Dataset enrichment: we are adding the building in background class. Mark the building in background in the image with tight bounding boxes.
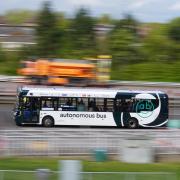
[0,15,115,51]
[0,16,36,51]
[94,24,114,38]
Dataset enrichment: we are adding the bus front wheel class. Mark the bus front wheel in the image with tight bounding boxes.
[42,116,54,127]
[128,118,139,129]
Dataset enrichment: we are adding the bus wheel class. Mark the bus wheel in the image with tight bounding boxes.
[128,118,139,129]
[42,116,54,127]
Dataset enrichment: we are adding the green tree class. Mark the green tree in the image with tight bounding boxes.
[142,23,180,62]
[142,24,172,62]
[70,8,97,57]
[113,14,139,35]
[109,14,141,68]
[36,1,62,57]
[96,14,113,54]
[56,12,70,29]
[110,28,143,68]
[55,13,74,58]
[167,18,180,61]
[0,45,5,62]
[19,45,38,59]
[97,14,113,24]
[168,17,180,42]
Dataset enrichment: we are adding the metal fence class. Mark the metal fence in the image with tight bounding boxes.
[0,129,179,157]
[0,170,177,180]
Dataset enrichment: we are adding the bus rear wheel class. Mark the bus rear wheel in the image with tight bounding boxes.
[42,116,54,127]
[128,118,139,129]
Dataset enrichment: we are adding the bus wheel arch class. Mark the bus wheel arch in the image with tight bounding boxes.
[127,117,139,129]
[42,116,54,127]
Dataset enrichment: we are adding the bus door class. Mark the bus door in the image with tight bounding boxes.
[22,97,40,123]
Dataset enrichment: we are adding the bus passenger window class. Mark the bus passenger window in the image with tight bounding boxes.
[96,98,105,112]
[41,99,54,110]
[77,99,86,111]
[106,99,114,112]
[116,99,134,112]
[88,99,95,111]
[58,98,76,111]
[66,98,72,106]
[43,101,48,107]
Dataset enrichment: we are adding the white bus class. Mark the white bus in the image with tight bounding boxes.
[13,86,168,128]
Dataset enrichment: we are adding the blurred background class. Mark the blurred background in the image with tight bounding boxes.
[1,0,180,82]
[0,0,180,180]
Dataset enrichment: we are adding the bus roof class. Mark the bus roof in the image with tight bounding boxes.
[19,86,166,99]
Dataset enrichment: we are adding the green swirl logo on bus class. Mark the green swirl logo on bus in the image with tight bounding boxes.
[136,100,154,118]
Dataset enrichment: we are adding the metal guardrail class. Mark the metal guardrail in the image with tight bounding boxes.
[0,93,16,104]
[2,75,180,88]
[0,75,180,87]
[109,80,180,88]
[0,129,179,156]
[0,75,26,83]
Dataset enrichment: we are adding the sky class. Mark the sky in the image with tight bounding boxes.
[1,0,180,22]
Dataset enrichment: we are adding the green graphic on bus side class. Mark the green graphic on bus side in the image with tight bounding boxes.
[136,100,154,118]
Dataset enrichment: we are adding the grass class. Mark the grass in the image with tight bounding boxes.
[0,157,58,171]
[111,62,180,82]
[0,157,180,180]
[0,157,180,172]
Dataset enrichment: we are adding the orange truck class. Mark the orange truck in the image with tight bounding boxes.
[17,58,96,85]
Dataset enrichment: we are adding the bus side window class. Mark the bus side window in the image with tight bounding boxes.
[77,98,89,111]
[95,98,105,112]
[66,98,72,106]
[106,99,114,112]
[58,98,77,111]
[41,98,54,110]
[58,98,64,108]
[43,101,48,107]
[88,98,95,111]
[116,99,134,112]
[122,99,133,112]
[77,98,86,111]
